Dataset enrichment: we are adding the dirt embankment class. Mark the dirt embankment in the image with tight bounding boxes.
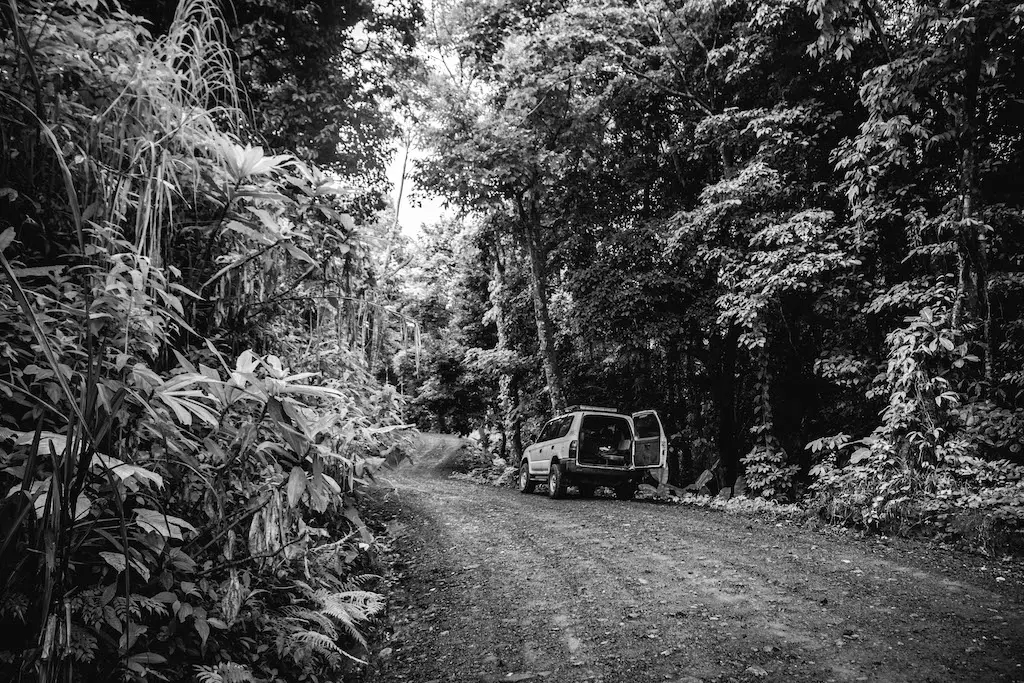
[362,434,1024,683]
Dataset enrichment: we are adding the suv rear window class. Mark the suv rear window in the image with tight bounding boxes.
[634,413,660,439]
[580,415,631,444]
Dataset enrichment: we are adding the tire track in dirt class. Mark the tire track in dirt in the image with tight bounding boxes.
[363,433,1024,683]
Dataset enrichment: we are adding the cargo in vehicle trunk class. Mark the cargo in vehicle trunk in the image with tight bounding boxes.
[577,414,632,467]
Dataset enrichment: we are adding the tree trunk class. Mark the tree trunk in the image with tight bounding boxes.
[491,256,524,463]
[951,21,993,384]
[480,414,490,452]
[521,222,566,414]
[502,375,524,463]
[712,327,741,486]
[668,348,693,487]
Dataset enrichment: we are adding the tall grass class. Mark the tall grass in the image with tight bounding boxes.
[89,0,241,264]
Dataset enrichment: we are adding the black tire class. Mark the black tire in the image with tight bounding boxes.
[518,461,536,494]
[547,463,566,499]
[578,484,596,498]
[614,483,637,500]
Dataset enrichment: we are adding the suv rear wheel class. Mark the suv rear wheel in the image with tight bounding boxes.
[518,461,535,494]
[547,463,566,499]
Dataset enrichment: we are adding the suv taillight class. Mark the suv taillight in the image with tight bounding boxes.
[569,439,578,460]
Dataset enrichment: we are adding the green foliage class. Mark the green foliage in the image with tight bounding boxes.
[195,662,254,683]
[741,360,799,500]
[0,1,415,681]
[390,219,506,434]
[123,0,424,204]
[809,308,1024,550]
[277,585,386,665]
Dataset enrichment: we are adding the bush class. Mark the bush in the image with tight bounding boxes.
[807,309,1024,553]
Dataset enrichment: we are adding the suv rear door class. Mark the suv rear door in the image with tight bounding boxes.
[631,410,666,468]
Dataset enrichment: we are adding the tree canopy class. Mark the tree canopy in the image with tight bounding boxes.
[398,0,1024,539]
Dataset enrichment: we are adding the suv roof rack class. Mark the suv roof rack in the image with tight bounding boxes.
[566,404,619,413]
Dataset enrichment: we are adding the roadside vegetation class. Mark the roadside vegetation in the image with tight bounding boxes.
[1,0,420,681]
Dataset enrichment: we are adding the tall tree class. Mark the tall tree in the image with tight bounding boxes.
[417,0,598,415]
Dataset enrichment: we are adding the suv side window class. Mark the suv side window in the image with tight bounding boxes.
[537,420,560,443]
[555,415,574,438]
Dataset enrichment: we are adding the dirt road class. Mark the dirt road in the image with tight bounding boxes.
[364,433,1024,683]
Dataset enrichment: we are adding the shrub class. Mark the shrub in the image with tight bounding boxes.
[807,308,1024,552]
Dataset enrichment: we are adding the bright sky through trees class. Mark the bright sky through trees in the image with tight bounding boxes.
[388,144,449,236]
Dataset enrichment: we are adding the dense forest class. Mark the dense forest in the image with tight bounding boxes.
[398,0,1024,539]
[1,0,1023,681]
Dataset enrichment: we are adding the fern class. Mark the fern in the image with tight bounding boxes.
[347,573,383,588]
[193,662,253,683]
[312,589,384,648]
[277,587,384,666]
[290,630,366,664]
[282,606,338,640]
[68,626,98,663]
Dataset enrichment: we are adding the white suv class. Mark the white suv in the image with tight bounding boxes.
[519,405,667,500]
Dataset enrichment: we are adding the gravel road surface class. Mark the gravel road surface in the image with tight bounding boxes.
[363,434,1024,683]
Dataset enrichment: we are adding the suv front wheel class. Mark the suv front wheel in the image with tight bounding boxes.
[519,461,536,494]
[547,463,566,499]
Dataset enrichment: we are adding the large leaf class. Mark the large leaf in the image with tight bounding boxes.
[134,508,197,541]
[14,430,67,456]
[91,453,164,489]
[286,466,307,508]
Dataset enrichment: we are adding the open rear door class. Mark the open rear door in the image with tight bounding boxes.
[631,410,666,468]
